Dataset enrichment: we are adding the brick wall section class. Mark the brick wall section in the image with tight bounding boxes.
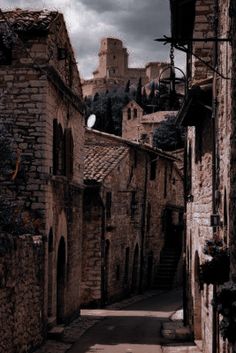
[192,0,214,82]
[0,234,44,353]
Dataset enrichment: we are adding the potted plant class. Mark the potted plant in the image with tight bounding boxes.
[213,281,236,346]
[200,239,229,285]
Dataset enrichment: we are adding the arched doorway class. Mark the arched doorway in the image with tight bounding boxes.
[131,244,139,292]
[57,237,66,323]
[48,228,54,317]
[104,239,110,303]
[147,251,153,289]
[194,251,202,340]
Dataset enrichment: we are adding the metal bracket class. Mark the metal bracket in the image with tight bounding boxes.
[155,36,231,80]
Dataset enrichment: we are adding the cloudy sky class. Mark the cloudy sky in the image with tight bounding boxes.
[1,0,185,79]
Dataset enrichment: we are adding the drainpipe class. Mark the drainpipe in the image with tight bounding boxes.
[212,0,219,352]
[139,154,148,293]
[98,192,106,307]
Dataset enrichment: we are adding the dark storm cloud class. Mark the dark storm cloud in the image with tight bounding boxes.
[1,0,183,78]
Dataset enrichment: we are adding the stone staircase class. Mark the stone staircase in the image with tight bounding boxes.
[156,247,181,289]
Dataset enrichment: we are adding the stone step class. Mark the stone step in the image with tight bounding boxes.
[47,316,57,330]
[161,322,193,341]
[162,345,202,353]
[47,326,65,340]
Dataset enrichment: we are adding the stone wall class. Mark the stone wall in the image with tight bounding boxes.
[0,234,44,353]
[183,0,233,351]
[81,129,184,306]
[191,0,214,82]
[0,10,84,328]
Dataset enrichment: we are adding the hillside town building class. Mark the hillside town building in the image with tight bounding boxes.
[82,37,169,97]
[81,128,184,307]
[0,9,84,352]
[122,100,178,145]
[170,0,236,352]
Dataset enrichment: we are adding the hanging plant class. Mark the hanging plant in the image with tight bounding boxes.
[212,281,236,343]
[200,247,229,285]
[203,238,224,257]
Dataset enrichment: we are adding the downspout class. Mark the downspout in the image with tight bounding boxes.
[212,0,219,352]
[139,153,148,293]
[183,133,188,326]
[97,191,106,307]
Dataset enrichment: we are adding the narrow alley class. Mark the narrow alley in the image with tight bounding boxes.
[37,289,201,353]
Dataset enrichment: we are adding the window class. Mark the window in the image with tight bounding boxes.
[116,264,120,281]
[124,247,130,284]
[0,35,12,65]
[150,158,156,180]
[133,108,137,118]
[146,203,151,233]
[53,119,63,175]
[131,191,137,219]
[63,128,74,178]
[164,164,168,198]
[53,120,73,178]
[186,142,192,196]
[127,108,131,120]
[134,151,137,168]
[106,192,112,219]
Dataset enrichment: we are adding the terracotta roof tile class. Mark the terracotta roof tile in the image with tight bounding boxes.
[141,111,178,124]
[84,144,128,182]
[1,10,59,32]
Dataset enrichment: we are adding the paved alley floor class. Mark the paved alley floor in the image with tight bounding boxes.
[36,289,202,353]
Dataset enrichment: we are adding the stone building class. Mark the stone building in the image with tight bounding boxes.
[122,100,178,145]
[0,9,84,352]
[170,0,236,352]
[80,128,184,307]
[82,37,168,97]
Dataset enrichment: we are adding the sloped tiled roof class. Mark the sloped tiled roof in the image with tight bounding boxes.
[1,10,59,32]
[141,111,178,124]
[84,144,129,182]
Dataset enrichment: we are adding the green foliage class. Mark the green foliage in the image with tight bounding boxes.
[153,115,185,151]
[85,88,134,135]
[213,281,236,343]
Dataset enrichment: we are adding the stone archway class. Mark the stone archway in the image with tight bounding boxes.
[131,244,139,292]
[147,251,153,289]
[48,228,54,317]
[103,239,110,303]
[193,251,202,340]
[57,237,66,323]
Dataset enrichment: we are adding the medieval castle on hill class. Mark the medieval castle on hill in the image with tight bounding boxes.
[82,37,168,97]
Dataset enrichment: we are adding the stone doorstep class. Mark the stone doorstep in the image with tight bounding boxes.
[47,326,65,341]
[47,316,57,330]
[162,345,202,353]
[161,321,193,341]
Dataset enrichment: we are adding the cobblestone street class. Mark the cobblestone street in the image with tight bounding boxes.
[36,289,201,353]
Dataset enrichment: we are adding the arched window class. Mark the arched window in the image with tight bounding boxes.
[127,108,131,120]
[63,128,74,178]
[53,119,63,175]
[133,108,137,118]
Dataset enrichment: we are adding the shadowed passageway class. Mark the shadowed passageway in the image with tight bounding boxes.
[68,289,182,353]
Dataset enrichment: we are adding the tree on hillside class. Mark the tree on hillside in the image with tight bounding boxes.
[153,115,185,151]
[125,80,130,93]
[135,77,142,106]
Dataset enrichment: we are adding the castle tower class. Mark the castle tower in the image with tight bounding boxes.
[93,38,128,79]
